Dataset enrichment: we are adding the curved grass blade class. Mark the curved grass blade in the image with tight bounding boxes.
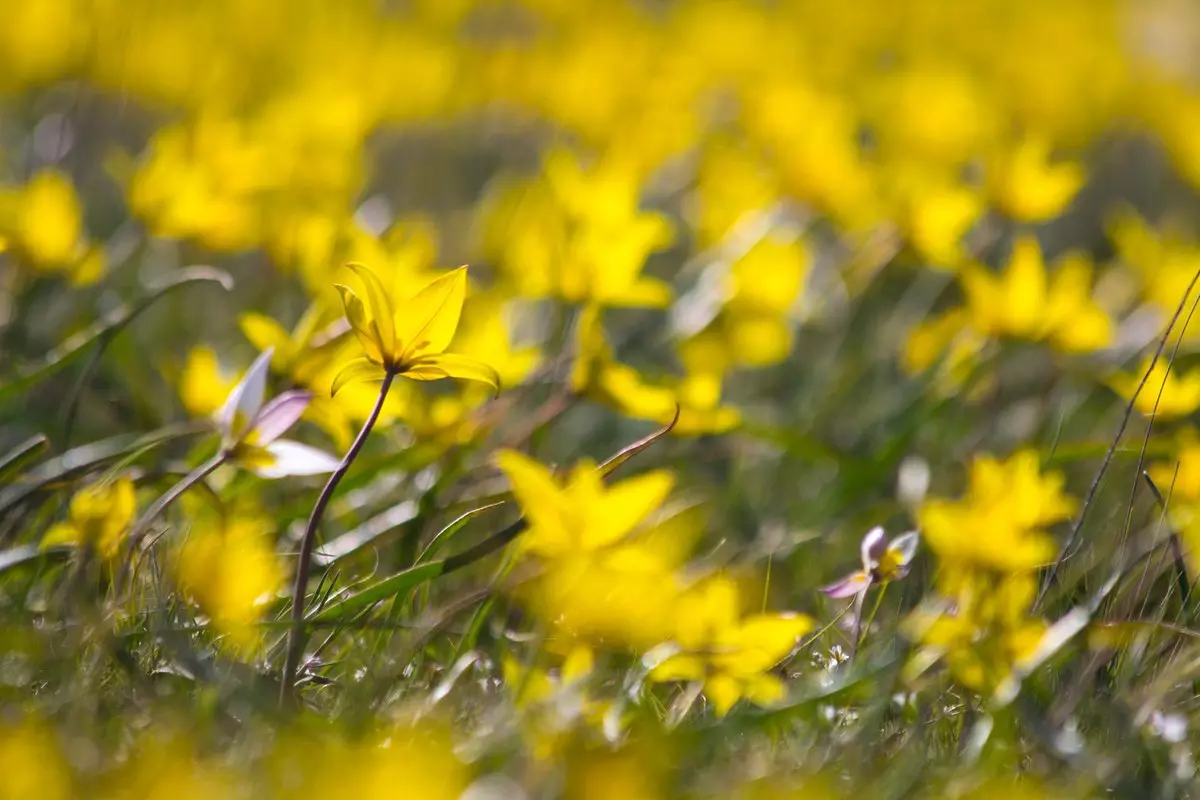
[0,422,205,517]
[309,561,444,623]
[0,266,234,401]
[0,435,49,483]
[0,544,71,574]
[415,501,504,565]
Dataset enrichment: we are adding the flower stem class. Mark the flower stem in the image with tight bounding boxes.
[854,582,889,656]
[280,368,396,705]
[127,453,225,547]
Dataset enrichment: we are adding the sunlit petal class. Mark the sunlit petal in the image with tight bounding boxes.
[256,440,340,479]
[250,390,311,445]
[402,353,500,390]
[888,530,921,566]
[820,571,871,599]
[395,266,467,361]
[581,469,674,550]
[330,357,387,397]
[860,525,887,569]
[217,347,273,439]
[346,262,396,357]
[336,284,384,364]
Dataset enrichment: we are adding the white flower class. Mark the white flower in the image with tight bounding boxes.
[216,348,339,479]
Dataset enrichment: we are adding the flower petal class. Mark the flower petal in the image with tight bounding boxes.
[860,525,887,570]
[256,440,340,479]
[704,673,744,718]
[217,347,273,439]
[250,390,312,445]
[395,266,467,361]
[820,571,870,599]
[649,654,705,683]
[888,530,920,566]
[345,263,396,357]
[494,449,573,553]
[402,352,500,391]
[336,283,384,364]
[330,357,387,397]
[581,469,674,550]
[239,312,290,358]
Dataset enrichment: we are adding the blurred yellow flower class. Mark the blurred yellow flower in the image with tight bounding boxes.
[333,263,500,394]
[178,345,239,418]
[0,716,72,800]
[173,510,284,656]
[909,572,1048,695]
[1109,357,1200,420]
[495,449,674,560]
[266,722,468,800]
[919,450,1076,573]
[960,237,1112,352]
[42,476,136,562]
[1108,209,1200,325]
[903,179,985,268]
[650,576,812,717]
[478,150,674,308]
[100,732,240,800]
[572,305,740,436]
[0,169,103,284]
[1148,428,1200,504]
[987,136,1086,223]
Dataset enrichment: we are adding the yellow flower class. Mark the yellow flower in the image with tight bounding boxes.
[478,150,674,308]
[987,136,1086,223]
[1108,209,1200,325]
[903,179,985,269]
[902,308,989,392]
[172,512,284,656]
[177,345,239,418]
[266,722,469,800]
[650,576,813,717]
[1110,357,1200,420]
[495,449,674,560]
[240,304,346,388]
[0,716,72,800]
[919,450,1076,573]
[518,504,702,652]
[502,645,608,761]
[909,572,1048,695]
[42,476,137,562]
[572,306,740,436]
[1148,428,1200,503]
[332,263,500,395]
[0,169,103,284]
[960,236,1111,352]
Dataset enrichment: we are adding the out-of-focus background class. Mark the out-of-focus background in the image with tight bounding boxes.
[4,1,1200,797]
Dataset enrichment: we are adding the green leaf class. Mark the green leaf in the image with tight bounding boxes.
[309,561,445,623]
[0,423,205,517]
[0,266,234,401]
[0,544,70,574]
[0,435,49,483]
[415,502,504,565]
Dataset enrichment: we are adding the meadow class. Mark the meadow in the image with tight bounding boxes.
[2,1,1200,797]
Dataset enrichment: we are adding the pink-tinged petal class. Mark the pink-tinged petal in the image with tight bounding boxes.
[860,525,887,569]
[217,347,273,438]
[256,440,340,479]
[250,390,312,445]
[888,530,920,566]
[820,571,871,599]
